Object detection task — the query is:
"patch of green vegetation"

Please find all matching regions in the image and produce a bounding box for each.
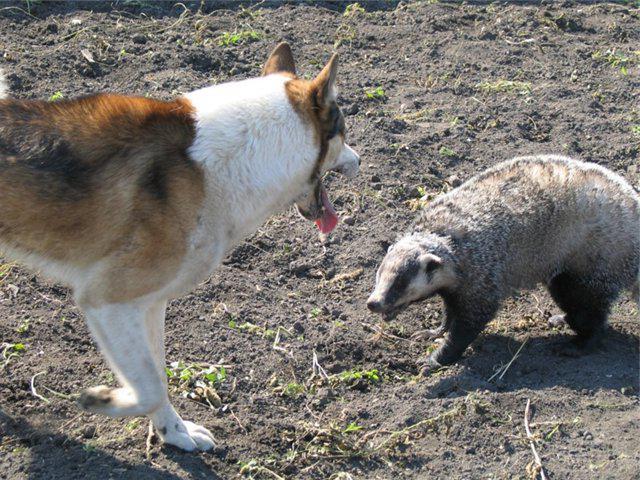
[166,361,226,406]
[217,29,261,47]
[343,2,365,16]
[342,422,363,434]
[238,458,283,479]
[82,441,97,453]
[310,307,322,318]
[48,91,64,102]
[631,125,640,137]
[592,48,637,75]
[334,23,357,48]
[15,319,30,334]
[124,419,141,432]
[0,263,14,285]
[2,342,26,368]
[237,5,263,20]
[230,321,286,340]
[283,382,306,398]
[364,86,386,100]
[477,79,532,95]
[330,368,381,388]
[394,107,433,123]
[439,146,457,158]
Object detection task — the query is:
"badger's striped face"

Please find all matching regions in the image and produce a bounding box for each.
[367,238,454,315]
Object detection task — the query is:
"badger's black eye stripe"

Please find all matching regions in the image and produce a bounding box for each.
[387,259,420,304]
[425,260,439,274]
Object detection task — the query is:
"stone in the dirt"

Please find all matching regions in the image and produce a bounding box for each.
[342,215,355,226]
[446,174,462,187]
[132,34,147,44]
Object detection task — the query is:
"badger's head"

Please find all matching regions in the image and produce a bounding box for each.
[367,234,458,315]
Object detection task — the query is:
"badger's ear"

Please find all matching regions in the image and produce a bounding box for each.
[262,42,296,76]
[423,254,443,273]
[311,53,338,107]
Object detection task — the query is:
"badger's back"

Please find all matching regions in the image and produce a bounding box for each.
[419,155,640,292]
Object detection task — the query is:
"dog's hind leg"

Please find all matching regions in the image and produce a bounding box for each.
[144,300,216,451]
[79,302,167,417]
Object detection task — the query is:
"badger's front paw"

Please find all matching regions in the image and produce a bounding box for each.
[417,355,444,376]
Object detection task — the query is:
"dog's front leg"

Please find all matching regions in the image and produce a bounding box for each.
[80,301,215,451]
[145,300,216,451]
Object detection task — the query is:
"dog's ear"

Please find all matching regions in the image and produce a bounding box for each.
[262,42,296,76]
[311,53,338,107]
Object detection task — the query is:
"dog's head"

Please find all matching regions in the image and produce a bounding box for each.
[262,43,360,234]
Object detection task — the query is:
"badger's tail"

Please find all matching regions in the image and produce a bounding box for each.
[0,69,8,99]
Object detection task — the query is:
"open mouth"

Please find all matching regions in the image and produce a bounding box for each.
[315,183,338,234]
[296,180,339,234]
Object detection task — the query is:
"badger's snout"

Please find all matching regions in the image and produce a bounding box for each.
[366,296,385,313]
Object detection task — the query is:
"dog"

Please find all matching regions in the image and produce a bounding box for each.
[0,43,360,451]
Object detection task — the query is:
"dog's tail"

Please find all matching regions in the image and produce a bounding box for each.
[0,69,8,99]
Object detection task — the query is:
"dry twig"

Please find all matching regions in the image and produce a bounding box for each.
[524,398,548,480]
[30,371,50,404]
[487,338,528,382]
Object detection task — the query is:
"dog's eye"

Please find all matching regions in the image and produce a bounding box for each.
[327,105,344,140]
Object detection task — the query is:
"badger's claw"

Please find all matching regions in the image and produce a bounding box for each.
[417,355,444,376]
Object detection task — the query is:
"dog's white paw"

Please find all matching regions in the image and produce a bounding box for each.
[158,419,216,451]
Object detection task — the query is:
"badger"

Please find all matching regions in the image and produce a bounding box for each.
[367,155,640,369]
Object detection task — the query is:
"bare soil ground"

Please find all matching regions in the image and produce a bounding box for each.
[0,1,638,479]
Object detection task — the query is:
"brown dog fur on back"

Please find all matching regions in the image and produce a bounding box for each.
[0,94,205,305]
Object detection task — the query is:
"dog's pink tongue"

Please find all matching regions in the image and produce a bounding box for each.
[315,186,338,234]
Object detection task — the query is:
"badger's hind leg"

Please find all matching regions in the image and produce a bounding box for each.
[547,272,614,356]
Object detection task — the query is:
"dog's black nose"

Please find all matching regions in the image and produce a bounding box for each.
[367,298,384,313]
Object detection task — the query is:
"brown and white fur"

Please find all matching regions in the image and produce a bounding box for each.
[368,155,639,370]
[0,43,359,451]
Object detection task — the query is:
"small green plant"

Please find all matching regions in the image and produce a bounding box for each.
[439,146,457,158]
[334,23,357,48]
[82,441,97,453]
[166,361,226,406]
[343,422,363,434]
[238,459,282,479]
[48,91,64,102]
[310,307,322,318]
[631,125,640,137]
[282,382,305,397]
[592,49,636,75]
[15,319,30,334]
[477,80,531,95]
[329,368,381,388]
[233,321,285,340]
[217,30,261,47]
[1,343,26,369]
[125,419,141,431]
[364,86,386,100]
[344,2,365,16]
[0,263,13,284]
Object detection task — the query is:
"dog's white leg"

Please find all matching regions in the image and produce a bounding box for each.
[144,300,216,451]
[79,302,166,417]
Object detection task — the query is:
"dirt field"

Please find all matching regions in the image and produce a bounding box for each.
[0,1,638,479]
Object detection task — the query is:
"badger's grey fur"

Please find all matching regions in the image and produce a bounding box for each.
[0,69,8,99]
[368,155,640,367]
